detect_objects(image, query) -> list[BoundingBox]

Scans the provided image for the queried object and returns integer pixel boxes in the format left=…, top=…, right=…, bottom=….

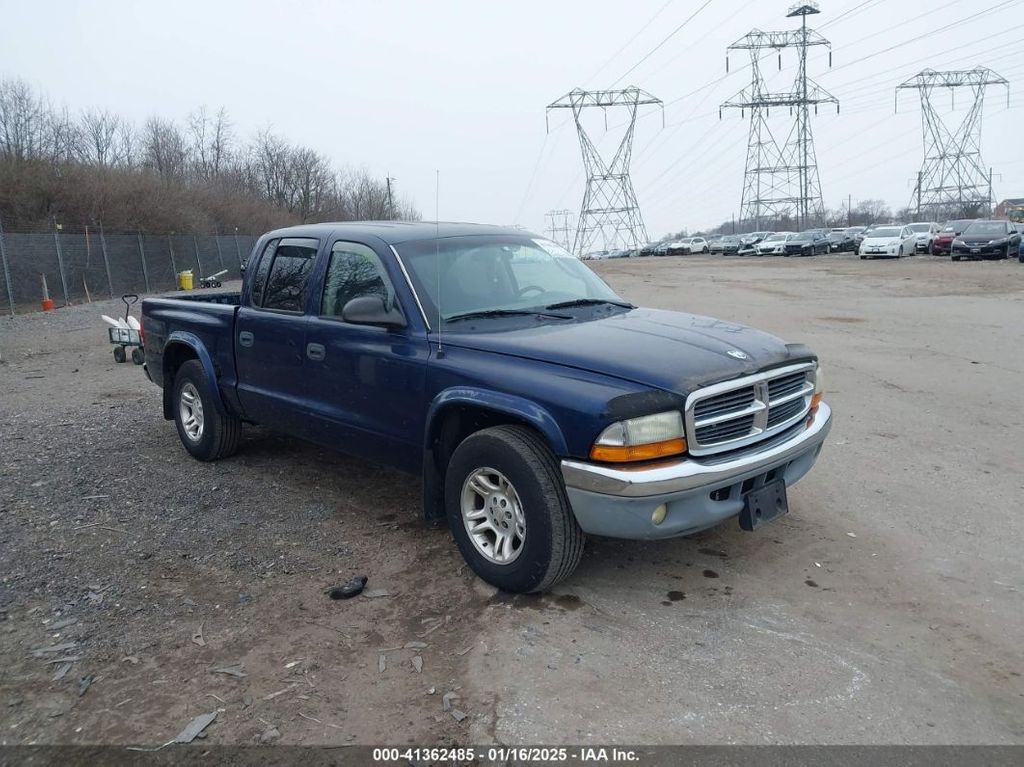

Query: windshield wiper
left=445, top=309, right=572, bottom=323
left=543, top=298, right=635, bottom=310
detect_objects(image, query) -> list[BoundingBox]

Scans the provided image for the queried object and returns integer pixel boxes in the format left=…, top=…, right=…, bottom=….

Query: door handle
left=239, top=331, right=254, bottom=348
left=306, top=342, right=326, bottom=361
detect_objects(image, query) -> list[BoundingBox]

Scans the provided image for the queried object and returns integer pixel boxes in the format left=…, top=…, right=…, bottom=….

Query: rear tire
left=113, top=346, right=126, bottom=363
left=445, top=425, right=584, bottom=593
left=173, top=359, right=241, bottom=461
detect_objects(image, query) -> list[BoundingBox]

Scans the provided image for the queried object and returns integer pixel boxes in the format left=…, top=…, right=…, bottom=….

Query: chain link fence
left=0, top=218, right=258, bottom=315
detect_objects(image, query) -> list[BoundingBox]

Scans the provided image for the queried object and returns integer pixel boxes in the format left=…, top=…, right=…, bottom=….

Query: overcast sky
left=1, top=0, right=1020, bottom=238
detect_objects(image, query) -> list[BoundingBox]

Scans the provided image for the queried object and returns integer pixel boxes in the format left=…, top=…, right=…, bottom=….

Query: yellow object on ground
left=177, top=270, right=194, bottom=290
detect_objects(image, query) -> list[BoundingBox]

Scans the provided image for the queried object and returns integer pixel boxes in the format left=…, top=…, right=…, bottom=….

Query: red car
left=931, top=219, right=974, bottom=256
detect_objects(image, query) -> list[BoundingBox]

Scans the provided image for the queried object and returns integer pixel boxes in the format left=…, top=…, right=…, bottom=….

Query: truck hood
left=442, top=308, right=812, bottom=395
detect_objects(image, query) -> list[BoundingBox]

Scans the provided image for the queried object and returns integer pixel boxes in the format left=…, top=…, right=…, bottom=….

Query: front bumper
left=952, top=244, right=1006, bottom=258
left=860, top=245, right=899, bottom=256
left=561, top=403, right=832, bottom=539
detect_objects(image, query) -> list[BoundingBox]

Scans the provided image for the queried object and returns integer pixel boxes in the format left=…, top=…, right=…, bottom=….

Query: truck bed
left=141, top=294, right=241, bottom=405
left=163, top=291, right=242, bottom=306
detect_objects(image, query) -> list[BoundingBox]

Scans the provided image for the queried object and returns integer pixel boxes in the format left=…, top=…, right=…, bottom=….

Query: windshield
left=963, top=222, right=1006, bottom=236
left=907, top=223, right=932, bottom=233
left=764, top=234, right=787, bottom=242
left=942, top=220, right=971, bottom=232
left=396, top=235, right=625, bottom=324
left=790, top=233, right=812, bottom=241
left=869, top=227, right=902, bottom=238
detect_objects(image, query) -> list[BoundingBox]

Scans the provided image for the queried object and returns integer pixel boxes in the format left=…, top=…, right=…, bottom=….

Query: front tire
left=445, top=425, right=584, bottom=593
left=173, top=359, right=241, bottom=461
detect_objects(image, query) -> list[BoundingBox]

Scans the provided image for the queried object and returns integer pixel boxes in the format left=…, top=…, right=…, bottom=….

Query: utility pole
left=721, top=2, right=837, bottom=231
left=547, top=87, right=663, bottom=256
left=896, top=68, right=1008, bottom=220
left=385, top=175, right=396, bottom=219
left=847, top=194, right=851, bottom=226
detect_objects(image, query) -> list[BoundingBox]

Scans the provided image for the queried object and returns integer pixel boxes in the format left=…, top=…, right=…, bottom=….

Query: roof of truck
left=263, top=221, right=535, bottom=246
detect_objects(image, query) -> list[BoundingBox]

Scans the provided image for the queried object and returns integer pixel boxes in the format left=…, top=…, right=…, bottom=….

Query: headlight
left=590, top=411, right=686, bottom=463
left=990, top=238, right=1007, bottom=245
left=953, top=238, right=964, bottom=246
left=888, top=240, right=900, bottom=246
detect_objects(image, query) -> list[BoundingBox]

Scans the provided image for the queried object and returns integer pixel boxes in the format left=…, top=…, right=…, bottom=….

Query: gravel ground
left=0, top=254, right=1022, bottom=747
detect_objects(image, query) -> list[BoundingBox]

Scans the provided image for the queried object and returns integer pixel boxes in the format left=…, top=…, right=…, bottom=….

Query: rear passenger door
left=235, top=237, right=320, bottom=432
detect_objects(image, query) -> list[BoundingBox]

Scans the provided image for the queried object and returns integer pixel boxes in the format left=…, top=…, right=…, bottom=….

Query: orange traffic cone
left=41, top=273, right=54, bottom=311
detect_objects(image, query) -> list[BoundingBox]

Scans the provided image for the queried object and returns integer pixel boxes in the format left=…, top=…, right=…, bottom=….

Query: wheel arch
left=420, top=388, right=567, bottom=521
left=161, top=332, right=226, bottom=420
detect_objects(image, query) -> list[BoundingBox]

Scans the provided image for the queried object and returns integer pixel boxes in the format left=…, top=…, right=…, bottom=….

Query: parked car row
left=582, top=219, right=1022, bottom=263
left=858, top=219, right=1022, bottom=260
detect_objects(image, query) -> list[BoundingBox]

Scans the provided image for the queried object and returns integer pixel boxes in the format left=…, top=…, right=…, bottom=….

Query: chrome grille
left=684, top=362, right=816, bottom=456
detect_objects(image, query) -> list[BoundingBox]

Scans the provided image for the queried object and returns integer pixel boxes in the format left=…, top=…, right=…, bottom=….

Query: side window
left=260, top=237, right=319, bottom=312
left=320, top=241, right=394, bottom=318
left=249, top=239, right=278, bottom=306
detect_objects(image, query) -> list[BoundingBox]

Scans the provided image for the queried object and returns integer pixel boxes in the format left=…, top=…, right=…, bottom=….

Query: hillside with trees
left=0, top=77, right=418, bottom=234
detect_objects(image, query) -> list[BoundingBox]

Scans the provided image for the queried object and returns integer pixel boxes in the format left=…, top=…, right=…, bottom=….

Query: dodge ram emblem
left=727, top=349, right=749, bottom=360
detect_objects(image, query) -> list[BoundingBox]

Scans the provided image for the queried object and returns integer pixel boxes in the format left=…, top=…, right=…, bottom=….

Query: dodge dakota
left=141, top=222, right=832, bottom=593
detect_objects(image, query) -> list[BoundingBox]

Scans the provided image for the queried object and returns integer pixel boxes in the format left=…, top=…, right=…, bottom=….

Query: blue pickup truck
left=142, top=222, right=832, bottom=592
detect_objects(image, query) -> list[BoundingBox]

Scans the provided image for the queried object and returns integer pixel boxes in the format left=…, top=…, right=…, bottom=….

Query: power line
left=819, top=0, right=882, bottom=28
left=820, top=0, right=1024, bottom=78
left=610, top=0, right=717, bottom=87
left=584, top=0, right=678, bottom=86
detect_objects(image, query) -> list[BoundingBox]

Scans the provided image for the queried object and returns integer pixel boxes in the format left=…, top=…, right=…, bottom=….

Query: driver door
left=302, top=240, right=428, bottom=472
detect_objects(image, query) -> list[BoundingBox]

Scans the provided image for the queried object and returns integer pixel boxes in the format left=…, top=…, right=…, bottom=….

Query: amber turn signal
left=590, top=437, right=687, bottom=463
left=810, top=392, right=823, bottom=414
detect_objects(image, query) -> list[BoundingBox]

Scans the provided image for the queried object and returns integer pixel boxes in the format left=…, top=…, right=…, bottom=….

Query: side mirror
left=341, top=295, right=407, bottom=329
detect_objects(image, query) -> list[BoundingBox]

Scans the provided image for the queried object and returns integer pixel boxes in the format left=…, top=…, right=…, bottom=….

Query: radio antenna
left=435, top=169, right=444, bottom=359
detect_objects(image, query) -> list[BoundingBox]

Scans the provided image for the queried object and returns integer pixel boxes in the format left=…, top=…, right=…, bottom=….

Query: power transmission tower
left=721, top=2, right=838, bottom=231
left=896, top=68, right=1009, bottom=219
left=547, top=87, right=663, bottom=255
left=544, top=209, right=575, bottom=251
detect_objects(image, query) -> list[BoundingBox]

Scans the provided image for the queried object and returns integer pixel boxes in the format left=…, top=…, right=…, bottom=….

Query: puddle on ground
left=488, top=592, right=585, bottom=612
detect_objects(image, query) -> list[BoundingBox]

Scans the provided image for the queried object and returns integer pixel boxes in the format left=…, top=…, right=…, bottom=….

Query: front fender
left=163, top=331, right=227, bottom=417
left=425, top=387, right=568, bottom=456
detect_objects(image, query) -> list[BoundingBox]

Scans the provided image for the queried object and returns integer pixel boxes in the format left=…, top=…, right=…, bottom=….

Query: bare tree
left=852, top=199, right=892, bottom=225
left=141, top=116, right=188, bottom=180
left=290, top=146, right=334, bottom=221
left=0, top=78, right=419, bottom=233
left=80, top=109, right=121, bottom=166
left=0, top=77, right=48, bottom=160
left=117, top=120, right=137, bottom=167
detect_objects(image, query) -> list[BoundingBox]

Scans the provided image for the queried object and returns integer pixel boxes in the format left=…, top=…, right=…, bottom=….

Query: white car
left=678, top=236, right=708, bottom=254
left=906, top=222, right=939, bottom=253
left=858, top=225, right=918, bottom=259
left=755, top=232, right=795, bottom=255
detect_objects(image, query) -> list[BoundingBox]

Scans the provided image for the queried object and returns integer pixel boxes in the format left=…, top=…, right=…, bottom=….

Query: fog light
left=652, top=504, right=667, bottom=526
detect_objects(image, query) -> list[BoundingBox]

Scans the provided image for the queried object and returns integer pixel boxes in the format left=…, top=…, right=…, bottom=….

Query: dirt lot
left=1, top=253, right=1022, bottom=747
